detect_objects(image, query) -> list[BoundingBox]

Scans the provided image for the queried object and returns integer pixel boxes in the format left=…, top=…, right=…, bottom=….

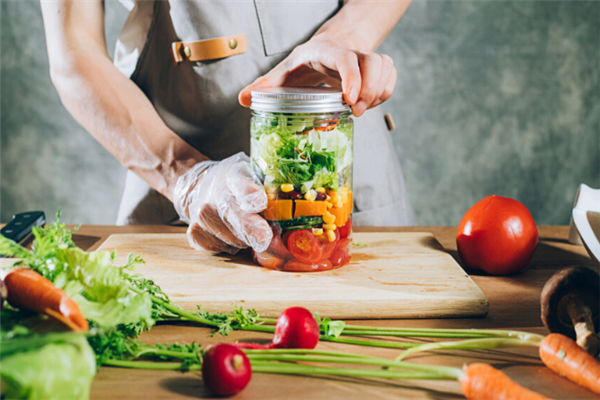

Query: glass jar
left=250, top=87, right=353, bottom=272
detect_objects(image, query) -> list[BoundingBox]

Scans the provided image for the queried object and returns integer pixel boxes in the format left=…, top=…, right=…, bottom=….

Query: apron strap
left=170, top=34, right=248, bottom=64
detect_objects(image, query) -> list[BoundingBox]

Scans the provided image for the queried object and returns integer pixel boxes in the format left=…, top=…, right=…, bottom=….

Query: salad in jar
left=250, top=87, right=353, bottom=272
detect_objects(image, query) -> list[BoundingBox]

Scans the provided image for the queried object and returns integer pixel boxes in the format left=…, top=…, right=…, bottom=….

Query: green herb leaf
left=319, top=316, right=346, bottom=338
left=198, top=304, right=260, bottom=337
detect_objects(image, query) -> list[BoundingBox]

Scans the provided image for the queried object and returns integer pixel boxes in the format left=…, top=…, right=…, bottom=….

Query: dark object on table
left=0, top=211, right=46, bottom=248
left=541, top=266, right=600, bottom=356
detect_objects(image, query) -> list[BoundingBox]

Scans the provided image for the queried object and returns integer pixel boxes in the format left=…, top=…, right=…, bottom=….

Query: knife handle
left=1, top=211, right=46, bottom=245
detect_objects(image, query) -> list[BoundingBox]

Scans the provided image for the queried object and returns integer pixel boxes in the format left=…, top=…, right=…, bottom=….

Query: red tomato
left=269, top=228, right=293, bottom=259
left=253, top=250, right=285, bottom=270
left=318, top=229, right=339, bottom=260
left=336, top=238, right=352, bottom=251
left=282, top=231, right=292, bottom=248
left=330, top=238, right=352, bottom=266
left=284, top=258, right=333, bottom=272
left=456, top=195, right=538, bottom=275
left=287, top=230, right=323, bottom=264
left=338, top=218, right=352, bottom=239
left=330, top=249, right=351, bottom=267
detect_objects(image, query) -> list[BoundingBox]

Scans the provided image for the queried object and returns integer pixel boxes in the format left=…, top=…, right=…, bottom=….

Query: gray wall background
left=1, top=1, right=599, bottom=226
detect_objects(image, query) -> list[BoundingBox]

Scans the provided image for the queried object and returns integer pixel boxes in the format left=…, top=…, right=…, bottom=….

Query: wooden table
left=75, top=225, right=598, bottom=400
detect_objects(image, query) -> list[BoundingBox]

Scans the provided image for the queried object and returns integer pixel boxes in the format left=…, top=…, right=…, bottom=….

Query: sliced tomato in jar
left=330, top=249, right=351, bottom=267
left=284, top=258, right=333, bottom=272
left=318, top=229, right=339, bottom=260
left=282, top=231, right=292, bottom=248
left=330, top=238, right=352, bottom=267
left=336, top=238, right=352, bottom=251
left=338, top=218, right=352, bottom=239
left=253, top=250, right=286, bottom=270
left=287, top=229, right=323, bottom=264
left=269, top=227, right=293, bottom=259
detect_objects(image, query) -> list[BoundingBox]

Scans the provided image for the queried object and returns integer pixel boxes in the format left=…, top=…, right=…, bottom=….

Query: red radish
left=202, top=344, right=252, bottom=396
left=272, top=307, right=320, bottom=349
left=234, top=307, right=321, bottom=350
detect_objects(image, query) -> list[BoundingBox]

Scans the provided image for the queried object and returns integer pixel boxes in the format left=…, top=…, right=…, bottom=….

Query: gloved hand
left=174, top=152, right=273, bottom=255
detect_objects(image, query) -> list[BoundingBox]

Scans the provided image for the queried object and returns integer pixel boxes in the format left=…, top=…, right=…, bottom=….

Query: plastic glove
left=174, top=152, right=273, bottom=255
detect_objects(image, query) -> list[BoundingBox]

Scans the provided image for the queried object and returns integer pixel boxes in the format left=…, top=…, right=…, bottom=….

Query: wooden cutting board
left=98, top=232, right=488, bottom=319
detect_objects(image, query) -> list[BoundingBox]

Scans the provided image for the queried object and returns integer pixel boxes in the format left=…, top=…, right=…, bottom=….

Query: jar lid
left=250, top=87, right=350, bottom=113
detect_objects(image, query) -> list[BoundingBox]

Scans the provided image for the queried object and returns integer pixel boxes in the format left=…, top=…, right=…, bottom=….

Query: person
left=41, top=0, right=417, bottom=254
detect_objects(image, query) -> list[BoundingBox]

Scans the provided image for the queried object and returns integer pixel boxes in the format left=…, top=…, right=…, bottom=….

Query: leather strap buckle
left=170, top=34, right=248, bottom=65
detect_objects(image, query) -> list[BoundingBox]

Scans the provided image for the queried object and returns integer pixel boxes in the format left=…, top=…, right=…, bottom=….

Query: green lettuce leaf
left=251, top=113, right=353, bottom=193
left=53, top=247, right=154, bottom=329
left=1, top=333, right=96, bottom=400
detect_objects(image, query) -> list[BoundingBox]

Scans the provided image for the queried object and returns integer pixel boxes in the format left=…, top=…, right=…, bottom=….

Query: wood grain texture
left=97, top=232, right=488, bottom=319
left=64, top=225, right=597, bottom=399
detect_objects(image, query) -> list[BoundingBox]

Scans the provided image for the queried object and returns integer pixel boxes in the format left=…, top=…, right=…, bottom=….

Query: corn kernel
left=326, top=229, right=336, bottom=242
left=334, top=198, right=343, bottom=208
left=328, top=191, right=339, bottom=202
left=281, top=183, right=294, bottom=193
left=312, top=228, right=324, bottom=236
left=340, top=186, right=348, bottom=194
left=324, top=201, right=333, bottom=209
left=323, top=223, right=337, bottom=231
left=305, top=190, right=317, bottom=202
left=322, top=213, right=336, bottom=224
left=315, top=187, right=326, bottom=193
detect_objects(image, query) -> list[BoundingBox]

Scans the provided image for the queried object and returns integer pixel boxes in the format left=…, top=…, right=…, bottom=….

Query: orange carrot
left=460, top=363, right=551, bottom=400
left=329, top=205, right=349, bottom=228
left=540, top=333, right=600, bottom=394
left=263, top=200, right=293, bottom=221
left=294, top=200, right=327, bottom=218
left=4, top=267, right=88, bottom=332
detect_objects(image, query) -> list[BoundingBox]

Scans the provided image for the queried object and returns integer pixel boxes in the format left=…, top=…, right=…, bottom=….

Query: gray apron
left=114, top=0, right=416, bottom=226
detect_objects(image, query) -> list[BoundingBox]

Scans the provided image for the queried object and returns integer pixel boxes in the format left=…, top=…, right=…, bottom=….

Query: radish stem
left=243, top=349, right=461, bottom=378
left=103, top=359, right=201, bottom=371
left=258, top=317, right=541, bottom=340
left=135, top=348, right=199, bottom=359
left=322, top=336, right=419, bottom=349
left=395, top=337, right=543, bottom=362
left=241, top=349, right=371, bottom=358
left=250, top=360, right=461, bottom=380
left=246, top=355, right=456, bottom=378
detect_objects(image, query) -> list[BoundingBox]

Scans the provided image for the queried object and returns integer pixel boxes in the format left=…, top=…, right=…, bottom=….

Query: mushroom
left=541, top=266, right=599, bottom=356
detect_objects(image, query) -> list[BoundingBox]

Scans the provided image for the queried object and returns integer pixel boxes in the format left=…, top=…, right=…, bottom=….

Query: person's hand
left=238, top=35, right=397, bottom=117
left=174, top=152, right=273, bottom=254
